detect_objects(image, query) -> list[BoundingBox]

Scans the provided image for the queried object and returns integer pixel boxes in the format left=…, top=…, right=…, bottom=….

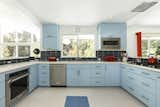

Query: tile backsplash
left=96, top=50, right=126, bottom=61
left=40, top=51, right=61, bottom=61
left=40, top=50, right=126, bottom=61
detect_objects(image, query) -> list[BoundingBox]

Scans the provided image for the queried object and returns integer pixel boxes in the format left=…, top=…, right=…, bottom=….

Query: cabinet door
left=43, top=36, right=58, bottom=49
left=67, top=67, right=80, bottom=86
left=29, top=64, right=38, bottom=92
left=0, top=98, right=5, bottom=107
left=0, top=73, right=5, bottom=107
left=157, top=78, right=160, bottom=107
left=105, top=64, right=120, bottom=86
left=79, top=65, right=91, bottom=86
left=42, top=24, right=59, bottom=49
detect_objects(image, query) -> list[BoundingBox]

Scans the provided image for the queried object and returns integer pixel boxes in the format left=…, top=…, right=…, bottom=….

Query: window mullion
left=77, top=35, right=79, bottom=58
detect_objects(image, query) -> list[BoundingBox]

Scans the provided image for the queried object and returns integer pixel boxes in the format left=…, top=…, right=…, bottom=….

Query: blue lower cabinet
left=105, top=64, right=120, bottom=86
left=29, top=64, right=38, bottom=92
left=156, top=75, right=160, bottom=107
left=67, top=65, right=91, bottom=86
left=121, top=64, right=157, bottom=107
left=38, top=64, right=50, bottom=86
left=137, top=89, right=156, bottom=107
left=0, top=73, right=5, bottom=107
left=0, top=98, right=5, bottom=107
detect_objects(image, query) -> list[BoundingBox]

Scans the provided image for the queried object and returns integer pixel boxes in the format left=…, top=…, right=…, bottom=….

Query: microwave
left=101, top=38, right=121, bottom=49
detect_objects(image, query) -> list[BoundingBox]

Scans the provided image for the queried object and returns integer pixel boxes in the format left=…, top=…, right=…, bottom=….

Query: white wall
left=127, top=25, right=160, bottom=57
left=0, top=0, right=42, bottom=39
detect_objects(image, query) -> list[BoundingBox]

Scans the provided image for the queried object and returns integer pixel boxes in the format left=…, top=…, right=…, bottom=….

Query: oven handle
left=8, top=73, right=29, bottom=83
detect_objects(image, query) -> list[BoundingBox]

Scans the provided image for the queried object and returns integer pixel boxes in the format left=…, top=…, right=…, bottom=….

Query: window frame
left=0, top=31, right=40, bottom=59
left=61, top=34, right=97, bottom=58
left=142, top=37, right=160, bottom=57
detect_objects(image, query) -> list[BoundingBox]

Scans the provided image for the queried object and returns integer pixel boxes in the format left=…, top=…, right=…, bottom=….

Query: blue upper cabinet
left=42, top=24, right=59, bottom=50
left=97, top=23, right=127, bottom=49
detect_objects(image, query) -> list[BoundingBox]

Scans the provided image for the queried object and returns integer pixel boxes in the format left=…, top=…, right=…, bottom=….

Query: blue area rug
left=65, top=96, right=89, bottom=107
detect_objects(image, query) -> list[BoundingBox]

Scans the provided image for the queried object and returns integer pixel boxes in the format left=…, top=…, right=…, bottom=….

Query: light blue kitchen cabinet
left=78, top=65, right=91, bottom=86
left=120, top=66, right=128, bottom=90
left=120, top=64, right=157, bottom=107
left=42, top=24, right=59, bottom=50
left=97, top=23, right=127, bottom=49
left=67, top=65, right=81, bottom=86
left=38, top=64, right=50, bottom=86
left=105, top=63, right=120, bottom=86
left=156, top=74, right=160, bottom=107
left=29, top=64, right=38, bottom=92
left=0, top=73, right=5, bottom=107
left=67, top=64, right=91, bottom=86
left=90, top=64, right=105, bottom=86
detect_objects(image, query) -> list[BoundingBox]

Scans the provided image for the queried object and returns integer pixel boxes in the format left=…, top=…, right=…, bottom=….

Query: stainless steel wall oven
left=6, top=69, right=29, bottom=107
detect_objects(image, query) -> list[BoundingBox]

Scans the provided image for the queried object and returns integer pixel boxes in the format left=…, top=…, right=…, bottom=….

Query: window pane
left=78, top=35, right=95, bottom=57
left=142, top=40, right=148, bottom=50
left=3, top=32, right=16, bottom=43
left=18, top=46, right=30, bottom=57
left=3, top=46, right=16, bottom=57
left=142, top=40, right=148, bottom=57
left=79, top=39, right=95, bottom=57
left=149, top=40, right=158, bottom=55
left=62, top=36, right=77, bottom=57
left=18, top=31, right=31, bottom=42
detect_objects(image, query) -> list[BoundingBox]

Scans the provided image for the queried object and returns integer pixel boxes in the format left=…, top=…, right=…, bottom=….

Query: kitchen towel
left=65, top=96, right=89, bottom=107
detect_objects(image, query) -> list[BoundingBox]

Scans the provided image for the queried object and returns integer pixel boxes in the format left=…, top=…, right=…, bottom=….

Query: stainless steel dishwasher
left=50, top=64, right=66, bottom=86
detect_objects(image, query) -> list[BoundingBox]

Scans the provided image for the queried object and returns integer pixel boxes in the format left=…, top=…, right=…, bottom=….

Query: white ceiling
left=17, top=0, right=160, bottom=25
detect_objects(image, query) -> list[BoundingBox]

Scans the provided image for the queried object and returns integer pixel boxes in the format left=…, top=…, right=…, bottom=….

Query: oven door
left=6, top=73, right=29, bottom=107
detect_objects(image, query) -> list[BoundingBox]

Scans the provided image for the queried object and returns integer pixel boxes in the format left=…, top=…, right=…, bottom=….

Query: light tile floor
left=15, top=87, right=146, bottom=107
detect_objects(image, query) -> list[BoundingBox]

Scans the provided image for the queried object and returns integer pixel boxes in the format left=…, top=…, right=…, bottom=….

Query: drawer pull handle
left=142, top=82, right=150, bottom=87
left=96, top=73, right=101, bottom=75
left=96, top=81, right=101, bottom=83
left=128, top=76, right=134, bottom=80
left=129, top=68, right=134, bottom=71
left=142, top=72, right=150, bottom=76
left=128, top=87, right=134, bottom=91
left=141, top=95, right=149, bottom=101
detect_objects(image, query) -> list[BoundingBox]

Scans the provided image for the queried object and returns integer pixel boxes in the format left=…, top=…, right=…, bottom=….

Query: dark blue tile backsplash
left=40, top=50, right=126, bottom=61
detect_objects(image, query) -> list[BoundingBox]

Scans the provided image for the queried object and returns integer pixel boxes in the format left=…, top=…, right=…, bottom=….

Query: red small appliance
left=48, top=57, right=57, bottom=61
left=147, top=57, right=157, bottom=65
left=103, top=56, right=117, bottom=62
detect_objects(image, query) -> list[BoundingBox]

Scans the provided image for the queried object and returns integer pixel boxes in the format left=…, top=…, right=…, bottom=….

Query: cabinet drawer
left=38, top=64, right=49, bottom=70
left=92, top=81, right=105, bottom=86
left=39, top=70, right=50, bottom=76
left=39, top=79, right=50, bottom=86
left=39, top=75, right=50, bottom=81
left=92, top=71, right=105, bottom=78
left=138, top=90, right=155, bottom=107
left=126, top=72, right=139, bottom=85
left=139, top=77, right=156, bottom=94
left=126, top=84, right=138, bottom=97
left=93, top=64, right=105, bottom=70
left=139, top=70, right=155, bottom=79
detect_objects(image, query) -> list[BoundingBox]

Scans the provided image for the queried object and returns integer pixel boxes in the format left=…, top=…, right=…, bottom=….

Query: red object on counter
left=147, top=57, right=157, bottom=65
left=103, top=56, right=117, bottom=61
left=136, top=32, right=142, bottom=57
left=48, top=57, right=57, bottom=61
